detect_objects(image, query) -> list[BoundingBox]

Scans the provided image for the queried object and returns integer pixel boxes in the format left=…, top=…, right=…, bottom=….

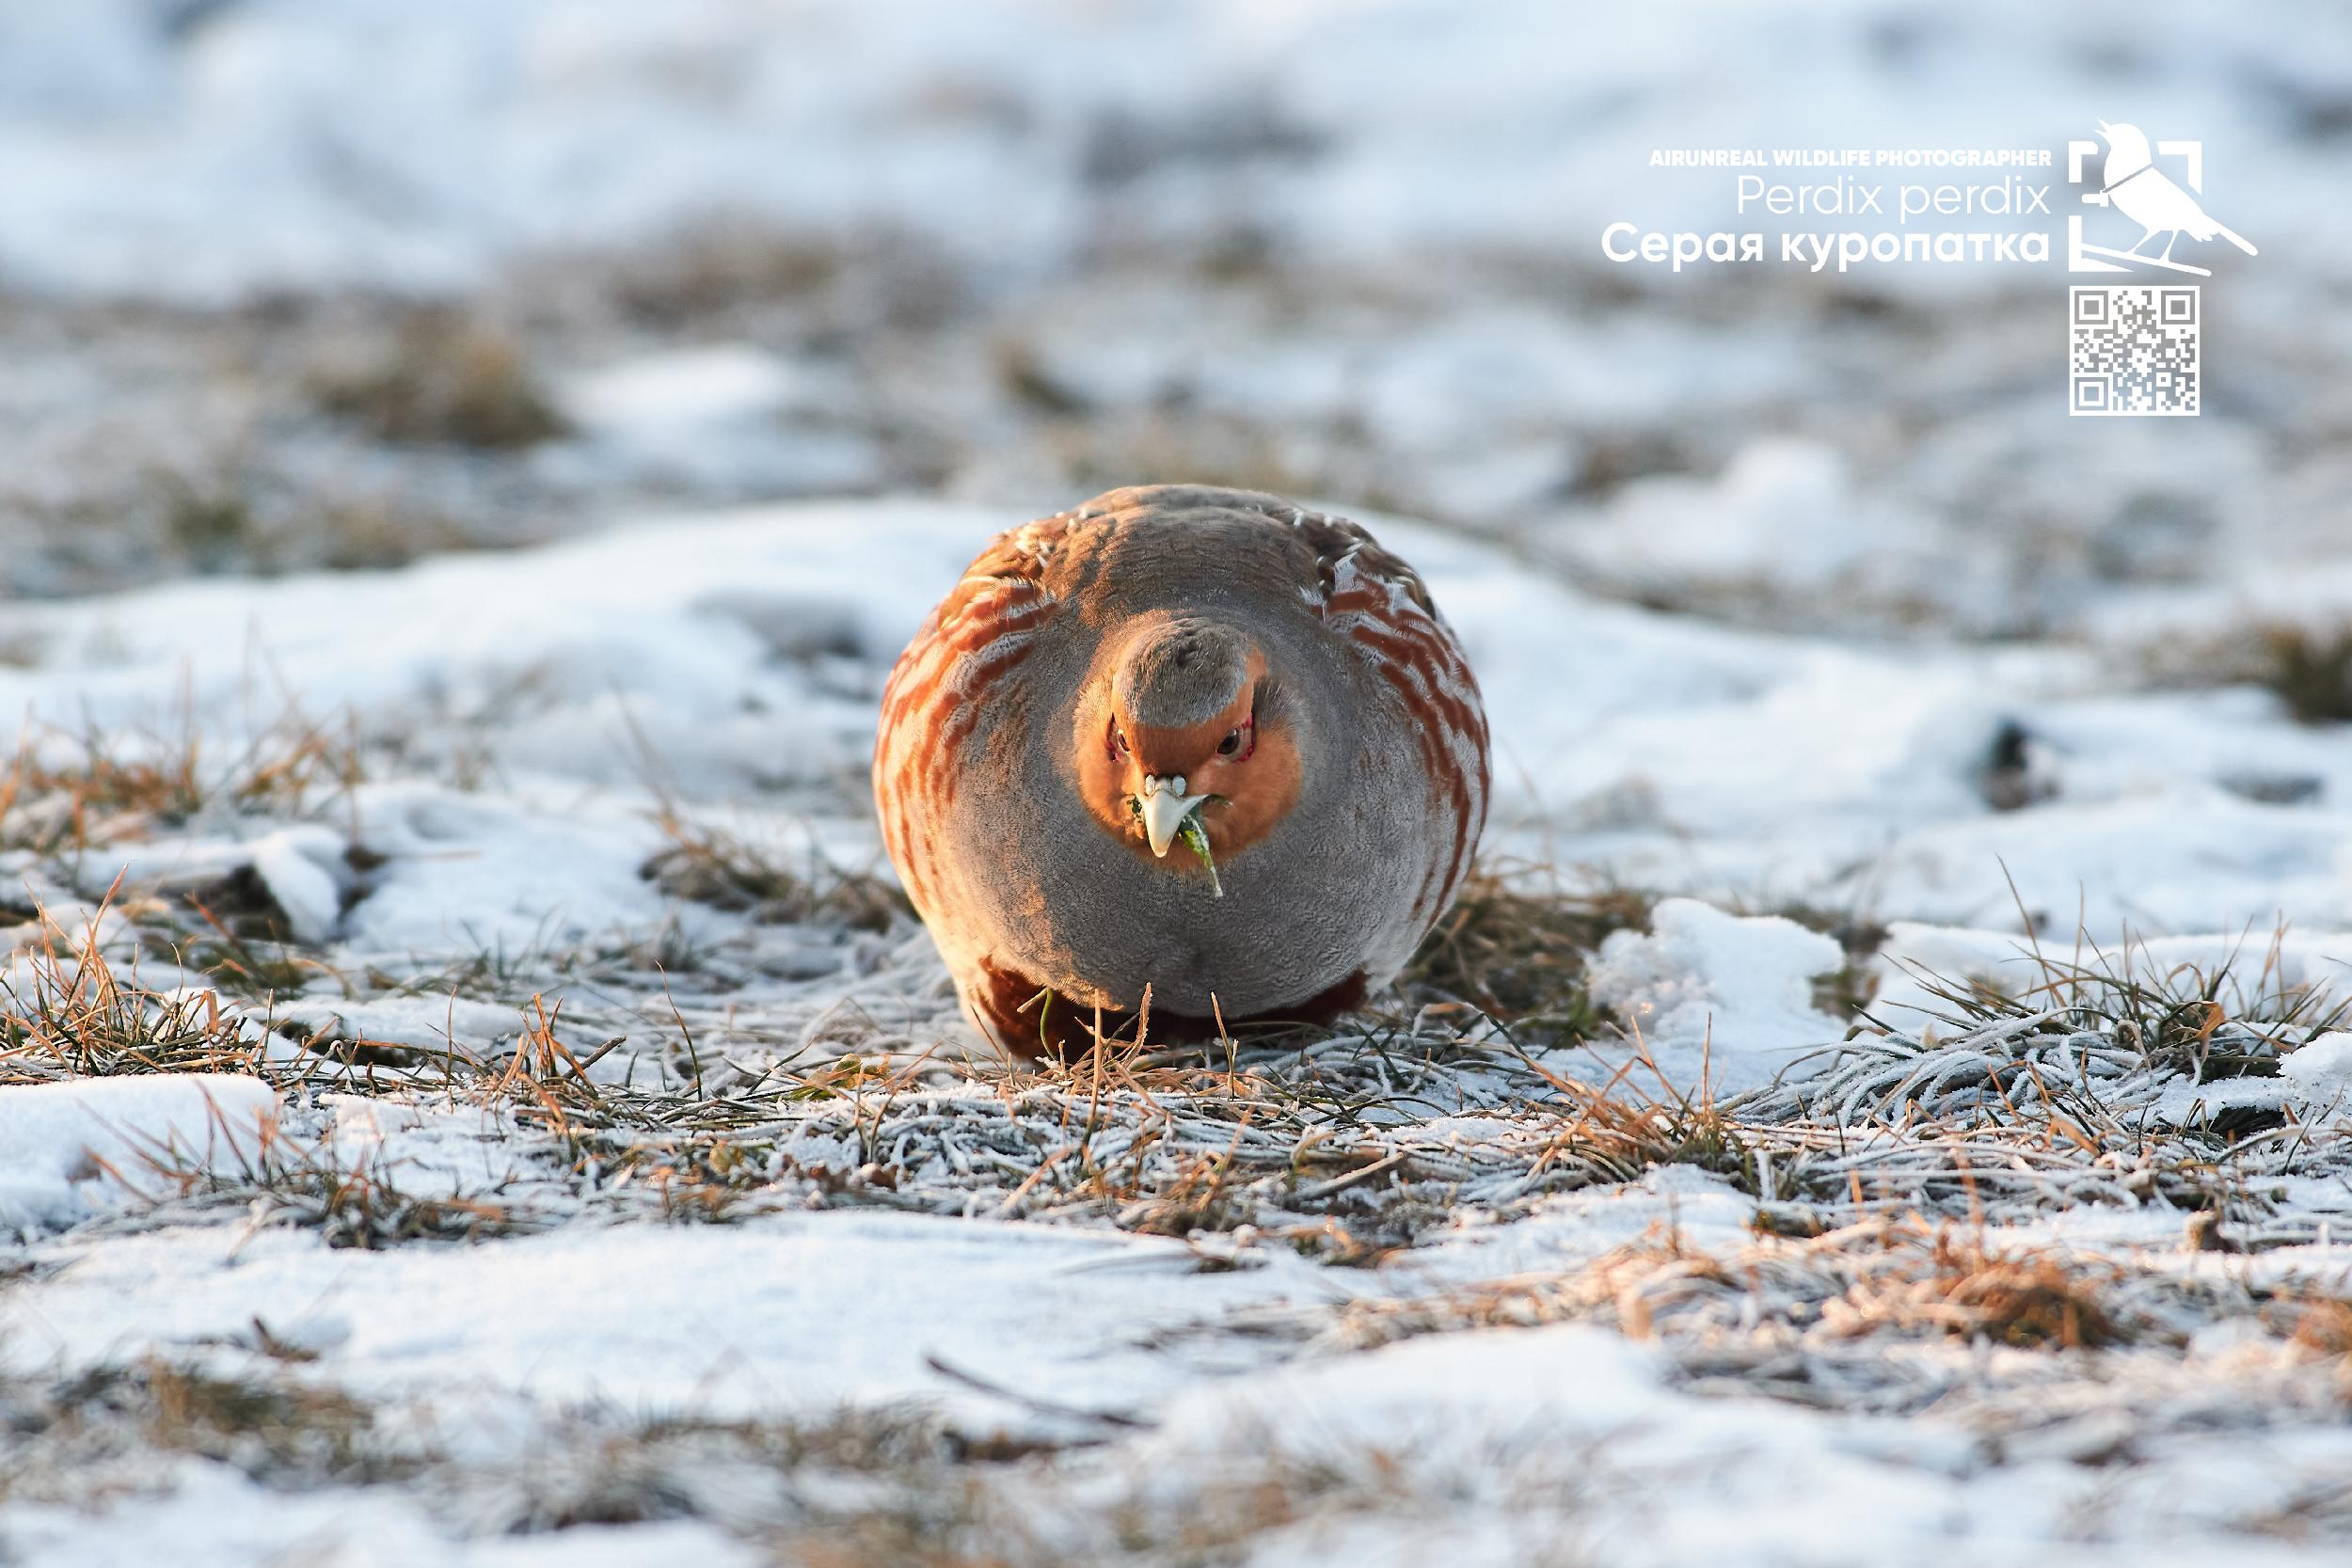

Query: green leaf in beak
left=1124, top=793, right=1225, bottom=897
left=1177, top=809, right=1222, bottom=898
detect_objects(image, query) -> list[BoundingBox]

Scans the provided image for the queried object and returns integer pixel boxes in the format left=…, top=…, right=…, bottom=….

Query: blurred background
left=3, top=0, right=2348, bottom=654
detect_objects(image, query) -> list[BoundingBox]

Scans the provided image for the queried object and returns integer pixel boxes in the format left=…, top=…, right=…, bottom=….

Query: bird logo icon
left=2070, top=121, right=2256, bottom=277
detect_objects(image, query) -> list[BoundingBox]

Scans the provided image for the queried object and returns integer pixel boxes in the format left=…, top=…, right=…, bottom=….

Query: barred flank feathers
left=1291, top=507, right=1490, bottom=927
left=875, top=517, right=1074, bottom=920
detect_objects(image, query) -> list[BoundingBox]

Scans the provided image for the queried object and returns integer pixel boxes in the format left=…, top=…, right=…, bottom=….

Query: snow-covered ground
left=2, top=499, right=2348, bottom=1564
left=4, top=2, right=2352, bottom=1564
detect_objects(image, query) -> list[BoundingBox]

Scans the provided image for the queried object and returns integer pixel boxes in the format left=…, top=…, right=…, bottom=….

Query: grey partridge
left=873, top=484, right=1489, bottom=1055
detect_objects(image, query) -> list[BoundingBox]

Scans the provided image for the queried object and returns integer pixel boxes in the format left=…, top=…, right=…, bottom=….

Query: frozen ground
left=1, top=499, right=2348, bottom=1565
left=4, top=1, right=2352, bottom=1564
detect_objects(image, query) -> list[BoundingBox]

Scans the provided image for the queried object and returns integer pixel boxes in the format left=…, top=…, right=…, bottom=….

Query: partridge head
left=1075, top=615, right=1297, bottom=878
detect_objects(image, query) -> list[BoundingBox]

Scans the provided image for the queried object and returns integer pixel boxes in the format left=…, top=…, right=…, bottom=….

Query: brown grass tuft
left=309, top=309, right=564, bottom=449
left=0, top=713, right=363, bottom=859
left=2254, top=624, right=2352, bottom=723
left=1891, top=1229, right=2124, bottom=1349
left=29, top=1359, right=412, bottom=1492
left=2139, top=619, right=2352, bottom=726
left=1400, top=865, right=1652, bottom=1041
left=1312, top=1215, right=2142, bottom=1367
left=0, top=895, right=260, bottom=1084
left=642, top=814, right=910, bottom=933
left=602, top=223, right=846, bottom=324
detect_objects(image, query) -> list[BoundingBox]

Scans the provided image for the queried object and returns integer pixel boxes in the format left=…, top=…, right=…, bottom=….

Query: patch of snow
left=0, top=1463, right=759, bottom=1568
left=1583, top=897, right=1846, bottom=1094
left=1139, top=1317, right=2327, bottom=1567
left=0, top=1211, right=1323, bottom=1429
left=0, top=1075, right=275, bottom=1236
left=62, top=825, right=351, bottom=945
left=245, top=825, right=349, bottom=943
left=2280, top=1036, right=2352, bottom=1109
left=1859, top=792, right=2352, bottom=942
left=559, top=345, right=814, bottom=436
left=1544, top=437, right=1899, bottom=596
left=261, top=994, right=518, bottom=1058
left=554, top=345, right=882, bottom=496
left=1409, top=1165, right=1762, bottom=1283
left=2141, top=1074, right=2296, bottom=1128
left=314, top=1092, right=548, bottom=1200
left=343, top=783, right=682, bottom=958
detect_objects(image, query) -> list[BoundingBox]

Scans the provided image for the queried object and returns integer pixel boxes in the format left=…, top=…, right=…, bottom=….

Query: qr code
left=2070, top=286, right=2199, bottom=417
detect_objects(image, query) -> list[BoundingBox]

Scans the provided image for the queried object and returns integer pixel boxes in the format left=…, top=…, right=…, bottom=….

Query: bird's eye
left=1217, top=730, right=1241, bottom=755
left=1115, top=729, right=1130, bottom=755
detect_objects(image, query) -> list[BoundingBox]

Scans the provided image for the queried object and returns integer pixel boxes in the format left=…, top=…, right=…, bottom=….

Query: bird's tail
left=2216, top=223, right=2258, bottom=256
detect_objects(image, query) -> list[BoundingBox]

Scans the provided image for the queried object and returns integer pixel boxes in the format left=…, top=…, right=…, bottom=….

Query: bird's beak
left=1136, top=775, right=1203, bottom=858
left=2096, top=119, right=2112, bottom=136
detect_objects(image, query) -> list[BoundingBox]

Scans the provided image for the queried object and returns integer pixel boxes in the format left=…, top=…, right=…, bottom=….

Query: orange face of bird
left=1073, top=617, right=1301, bottom=877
